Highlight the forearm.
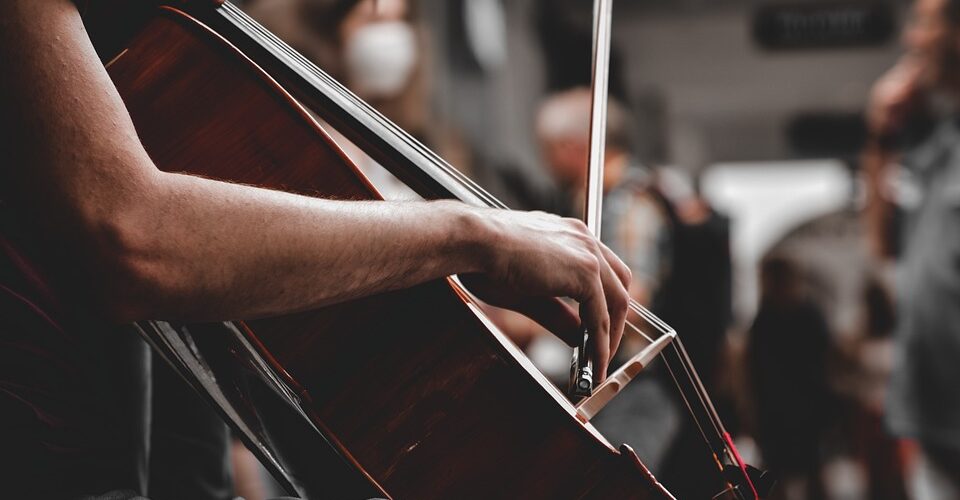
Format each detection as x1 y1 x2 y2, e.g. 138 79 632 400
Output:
861 141 899 259
107 174 488 322
0 0 489 322
1 0 631 370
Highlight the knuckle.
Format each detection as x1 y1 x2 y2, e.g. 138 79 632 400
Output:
566 218 589 232
580 253 601 275
575 232 595 249
585 234 600 249
611 289 629 310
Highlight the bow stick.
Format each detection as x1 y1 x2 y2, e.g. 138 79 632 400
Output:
570 0 614 398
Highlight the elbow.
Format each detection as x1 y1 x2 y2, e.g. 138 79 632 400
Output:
76 178 176 324
87 209 169 324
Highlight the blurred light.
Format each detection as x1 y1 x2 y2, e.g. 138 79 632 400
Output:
701 160 852 322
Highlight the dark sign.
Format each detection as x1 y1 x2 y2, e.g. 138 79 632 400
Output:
753 2 896 50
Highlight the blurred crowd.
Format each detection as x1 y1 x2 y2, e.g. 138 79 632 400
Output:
228 0 960 499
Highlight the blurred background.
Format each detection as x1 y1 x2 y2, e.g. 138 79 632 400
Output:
227 0 960 498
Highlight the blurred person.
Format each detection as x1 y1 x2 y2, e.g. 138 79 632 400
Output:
851 277 910 500
746 257 834 500
245 0 423 132
534 87 680 472
749 207 909 499
652 172 732 396
652 172 737 499
246 0 438 199
536 87 671 308
863 0 960 496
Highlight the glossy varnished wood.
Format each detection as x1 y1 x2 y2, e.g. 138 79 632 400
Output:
107 8 671 499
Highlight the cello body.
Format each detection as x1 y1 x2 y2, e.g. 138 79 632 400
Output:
106 5 673 499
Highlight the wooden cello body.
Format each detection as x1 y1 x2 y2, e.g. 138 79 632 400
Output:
107 5 674 499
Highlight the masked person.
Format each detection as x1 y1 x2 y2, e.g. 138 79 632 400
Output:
247 0 432 200
247 0 422 131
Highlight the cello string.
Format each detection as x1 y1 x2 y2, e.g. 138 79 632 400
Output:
222 4 504 210
629 301 729 451
620 321 710 447
626 298 722 433
220 0 742 473
624 306 732 473
224 0 728 447
628 302 734 464
224 0 727 445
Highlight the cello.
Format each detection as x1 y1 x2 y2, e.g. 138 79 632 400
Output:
94 0 772 497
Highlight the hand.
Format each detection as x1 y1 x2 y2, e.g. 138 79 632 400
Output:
867 57 926 139
463 208 632 383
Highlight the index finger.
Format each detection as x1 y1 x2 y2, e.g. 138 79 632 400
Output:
599 242 632 292
579 277 611 384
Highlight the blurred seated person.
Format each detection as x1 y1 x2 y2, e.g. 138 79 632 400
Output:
530 87 679 472
862 0 960 497
536 87 670 307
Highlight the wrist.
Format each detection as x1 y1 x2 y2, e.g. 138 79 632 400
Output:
436 201 498 275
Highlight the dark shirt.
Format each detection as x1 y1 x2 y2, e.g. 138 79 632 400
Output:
0 3 151 495
747 298 833 472
0 3 229 497
0 213 150 498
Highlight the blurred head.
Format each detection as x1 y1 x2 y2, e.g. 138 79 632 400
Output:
905 0 960 90
760 256 803 305
339 0 418 100
535 87 631 189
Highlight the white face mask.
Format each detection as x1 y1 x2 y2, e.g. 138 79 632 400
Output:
344 20 418 99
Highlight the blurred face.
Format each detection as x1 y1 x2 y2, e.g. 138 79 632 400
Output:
541 138 588 189
905 0 960 89
340 0 417 100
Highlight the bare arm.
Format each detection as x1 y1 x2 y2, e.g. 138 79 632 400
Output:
862 58 924 259
862 143 900 259
0 0 629 376
1 0 493 321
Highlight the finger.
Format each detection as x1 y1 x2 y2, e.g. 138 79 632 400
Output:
595 247 629 368
607 284 628 362
580 274 610 384
598 242 632 291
